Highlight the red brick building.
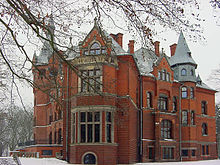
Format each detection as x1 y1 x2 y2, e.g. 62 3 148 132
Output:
28 19 218 164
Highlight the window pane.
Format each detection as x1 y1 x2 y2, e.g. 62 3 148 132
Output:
182 150 188 156
106 112 111 122
94 112 100 122
87 112 93 122
87 124 93 142
95 124 100 142
149 147 154 159
80 124 86 143
206 145 209 155
192 150 196 156
80 112 86 122
107 124 111 143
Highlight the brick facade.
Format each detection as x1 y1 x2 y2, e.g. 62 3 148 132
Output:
24 20 218 164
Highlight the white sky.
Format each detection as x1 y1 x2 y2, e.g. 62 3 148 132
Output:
19 0 220 106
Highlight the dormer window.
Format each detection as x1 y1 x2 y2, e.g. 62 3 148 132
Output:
181 68 187 76
188 52 191 57
190 69 194 76
84 42 106 55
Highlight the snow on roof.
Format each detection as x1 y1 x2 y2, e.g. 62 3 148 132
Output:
134 47 158 76
169 31 197 67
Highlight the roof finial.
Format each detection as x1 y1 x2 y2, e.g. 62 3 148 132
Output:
94 17 97 26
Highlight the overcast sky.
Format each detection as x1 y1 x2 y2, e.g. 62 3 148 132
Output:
20 0 220 106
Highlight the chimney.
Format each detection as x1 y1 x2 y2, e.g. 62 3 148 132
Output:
110 33 123 48
116 33 123 48
128 40 134 54
170 43 177 56
154 41 160 57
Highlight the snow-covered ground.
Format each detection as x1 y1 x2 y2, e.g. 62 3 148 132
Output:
0 157 218 165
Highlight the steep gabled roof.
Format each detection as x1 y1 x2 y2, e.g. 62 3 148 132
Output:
169 31 197 67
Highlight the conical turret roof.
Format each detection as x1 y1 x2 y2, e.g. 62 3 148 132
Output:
169 31 197 67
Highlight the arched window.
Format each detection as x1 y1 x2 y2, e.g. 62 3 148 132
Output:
201 101 207 115
83 153 96 164
172 97 177 112
161 120 172 139
90 42 100 55
181 87 187 98
162 70 166 80
202 123 208 136
158 96 168 111
146 92 152 108
166 73 170 82
181 68 187 76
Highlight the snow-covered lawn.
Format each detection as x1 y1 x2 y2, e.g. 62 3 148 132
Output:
17 157 220 165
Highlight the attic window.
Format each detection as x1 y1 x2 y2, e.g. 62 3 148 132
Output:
84 42 106 55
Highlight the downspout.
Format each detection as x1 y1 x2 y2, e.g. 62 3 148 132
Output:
179 83 183 162
139 75 143 162
66 66 69 161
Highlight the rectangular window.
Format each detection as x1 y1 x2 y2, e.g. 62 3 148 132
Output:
79 111 101 143
106 112 113 143
182 111 188 125
206 145 209 155
162 147 174 159
192 149 196 157
190 87 194 99
191 111 195 125
149 147 154 159
202 145 205 155
182 149 188 157
80 69 101 93
158 96 168 111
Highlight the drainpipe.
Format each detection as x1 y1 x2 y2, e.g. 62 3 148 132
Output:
179 83 184 162
139 75 143 162
66 66 69 161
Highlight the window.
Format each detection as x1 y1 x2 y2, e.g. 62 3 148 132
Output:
166 73 170 82
172 97 177 112
190 69 194 76
181 87 187 98
162 70 166 81
158 71 162 80
162 147 174 159
49 115 53 124
161 120 172 139
106 112 113 143
181 68 187 76
81 69 101 93
201 101 207 115
191 111 195 125
84 42 106 55
182 111 188 125
146 92 152 108
54 131 57 144
202 145 209 155
80 111 101 143
83 153 96 164
158 96 168 111
192 150 196 157
190 87 194 99
182 149 188 157
202 123 208 136
148 147 154 159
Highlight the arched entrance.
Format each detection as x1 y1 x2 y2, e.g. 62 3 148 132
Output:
83 153 96 164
